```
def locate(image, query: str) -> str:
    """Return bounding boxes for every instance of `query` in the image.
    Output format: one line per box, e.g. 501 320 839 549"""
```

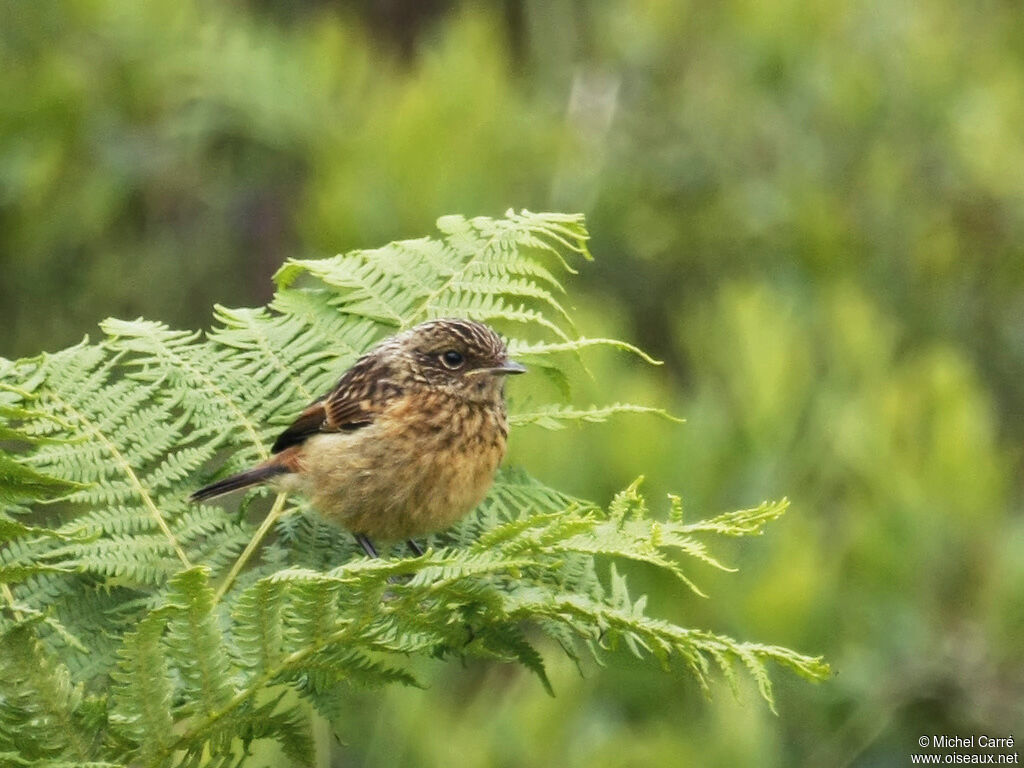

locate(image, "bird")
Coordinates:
190 318 525 558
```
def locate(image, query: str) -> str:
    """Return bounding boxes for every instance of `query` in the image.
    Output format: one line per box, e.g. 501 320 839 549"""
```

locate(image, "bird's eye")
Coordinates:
441 350 464 369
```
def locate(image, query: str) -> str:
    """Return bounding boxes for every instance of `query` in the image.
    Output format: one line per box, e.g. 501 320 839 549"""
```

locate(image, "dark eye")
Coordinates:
441 350 464 369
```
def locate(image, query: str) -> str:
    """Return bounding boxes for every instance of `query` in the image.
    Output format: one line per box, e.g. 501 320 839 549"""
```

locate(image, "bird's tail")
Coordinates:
190 464 289 502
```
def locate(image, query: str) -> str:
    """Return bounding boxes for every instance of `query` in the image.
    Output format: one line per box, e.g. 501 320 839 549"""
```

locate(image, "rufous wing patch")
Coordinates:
271 354 393 453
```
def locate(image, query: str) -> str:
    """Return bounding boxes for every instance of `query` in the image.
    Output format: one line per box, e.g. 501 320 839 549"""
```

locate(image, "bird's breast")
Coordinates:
298 393 509 540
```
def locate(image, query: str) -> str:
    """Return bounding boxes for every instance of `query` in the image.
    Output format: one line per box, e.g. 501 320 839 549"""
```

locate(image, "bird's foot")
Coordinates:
354 533 378 559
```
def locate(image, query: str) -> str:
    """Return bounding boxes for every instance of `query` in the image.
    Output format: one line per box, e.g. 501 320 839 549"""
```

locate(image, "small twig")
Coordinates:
1 583 24 622
214 492 289 604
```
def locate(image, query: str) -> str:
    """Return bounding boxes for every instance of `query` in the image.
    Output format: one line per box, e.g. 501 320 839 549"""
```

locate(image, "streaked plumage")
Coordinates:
191 319 524 551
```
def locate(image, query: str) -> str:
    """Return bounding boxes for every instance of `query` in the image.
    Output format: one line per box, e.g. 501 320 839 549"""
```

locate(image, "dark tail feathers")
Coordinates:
190 464 289 502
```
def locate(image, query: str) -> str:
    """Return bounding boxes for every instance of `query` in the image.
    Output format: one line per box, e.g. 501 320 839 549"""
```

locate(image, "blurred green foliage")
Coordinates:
2 0 1021 766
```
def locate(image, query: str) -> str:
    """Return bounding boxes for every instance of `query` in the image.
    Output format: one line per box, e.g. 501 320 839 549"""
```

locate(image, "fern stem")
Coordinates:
48 391 192 568
1 583 23 621
0 381 34 399
156 613 374 764
214 492 288 604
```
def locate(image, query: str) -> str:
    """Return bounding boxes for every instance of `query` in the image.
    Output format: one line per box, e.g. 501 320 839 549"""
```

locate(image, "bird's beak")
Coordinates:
494 360 527 376
467 360 527 377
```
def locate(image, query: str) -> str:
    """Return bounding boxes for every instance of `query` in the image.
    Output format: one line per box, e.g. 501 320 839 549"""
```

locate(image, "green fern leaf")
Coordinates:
0 211 827 765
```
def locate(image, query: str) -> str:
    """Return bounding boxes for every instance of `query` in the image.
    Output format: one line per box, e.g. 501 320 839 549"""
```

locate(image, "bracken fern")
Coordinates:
0 211 828 766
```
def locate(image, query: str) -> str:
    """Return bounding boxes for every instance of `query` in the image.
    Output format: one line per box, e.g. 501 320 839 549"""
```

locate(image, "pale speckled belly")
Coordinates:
283 400 507 540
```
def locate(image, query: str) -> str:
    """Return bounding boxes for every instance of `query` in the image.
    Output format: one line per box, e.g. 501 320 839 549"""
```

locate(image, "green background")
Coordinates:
2 1 1021 765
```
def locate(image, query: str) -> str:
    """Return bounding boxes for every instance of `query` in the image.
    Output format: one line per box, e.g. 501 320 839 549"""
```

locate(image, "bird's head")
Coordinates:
387 318 526 402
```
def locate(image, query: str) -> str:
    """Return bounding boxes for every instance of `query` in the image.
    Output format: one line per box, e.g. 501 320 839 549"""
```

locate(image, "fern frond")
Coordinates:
508 336 664 365
109 610 176 757
681 498 791 536
0 454 85 507
509 403 682 430
0 211 827 764
0 621 91 760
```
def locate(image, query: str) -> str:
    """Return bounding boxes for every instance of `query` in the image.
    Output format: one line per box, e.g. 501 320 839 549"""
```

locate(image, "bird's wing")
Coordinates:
271 355 397 453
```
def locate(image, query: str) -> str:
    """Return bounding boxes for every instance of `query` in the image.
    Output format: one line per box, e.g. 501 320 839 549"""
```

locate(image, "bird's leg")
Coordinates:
355 533 378 559
406 539 424 557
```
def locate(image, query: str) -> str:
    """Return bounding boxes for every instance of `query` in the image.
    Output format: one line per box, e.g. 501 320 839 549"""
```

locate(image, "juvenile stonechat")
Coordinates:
191 318 525 556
